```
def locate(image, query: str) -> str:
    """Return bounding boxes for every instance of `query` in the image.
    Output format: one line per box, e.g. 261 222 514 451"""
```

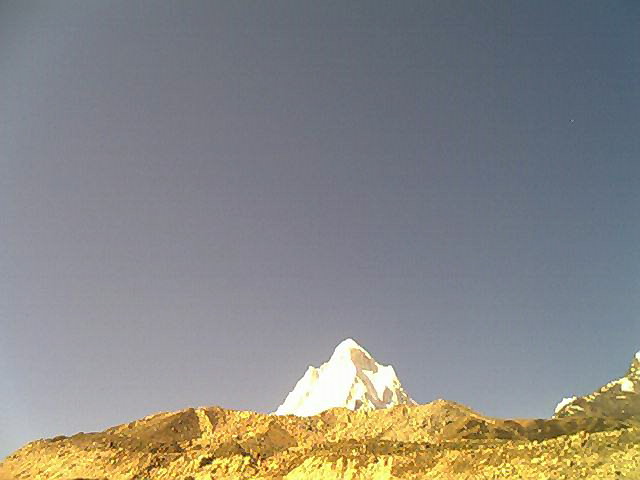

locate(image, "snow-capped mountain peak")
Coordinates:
275 338 415 417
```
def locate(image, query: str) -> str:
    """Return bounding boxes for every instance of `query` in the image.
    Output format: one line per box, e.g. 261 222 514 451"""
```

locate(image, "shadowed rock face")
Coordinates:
554 351 640 421
2 399 639 480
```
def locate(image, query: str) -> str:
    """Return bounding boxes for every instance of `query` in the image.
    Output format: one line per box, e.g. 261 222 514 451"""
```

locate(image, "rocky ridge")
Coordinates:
554 351 640 421
1 399 639 479
3 346 640 479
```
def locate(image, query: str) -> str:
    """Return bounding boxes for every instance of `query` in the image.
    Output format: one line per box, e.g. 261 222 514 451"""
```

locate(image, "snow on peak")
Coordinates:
635 351 640 362
554 396 577 414
620 377 635 393
333 338 366 356
275 338 415 417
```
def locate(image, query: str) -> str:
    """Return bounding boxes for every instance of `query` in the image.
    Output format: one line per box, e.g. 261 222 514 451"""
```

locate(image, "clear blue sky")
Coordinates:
2 1 639 458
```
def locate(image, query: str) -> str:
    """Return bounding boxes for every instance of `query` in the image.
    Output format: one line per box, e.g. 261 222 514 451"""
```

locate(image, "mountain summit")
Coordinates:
275 338 416 416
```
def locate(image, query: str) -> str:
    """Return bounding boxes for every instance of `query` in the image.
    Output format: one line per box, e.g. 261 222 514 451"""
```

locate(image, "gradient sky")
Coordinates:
2 1 640 458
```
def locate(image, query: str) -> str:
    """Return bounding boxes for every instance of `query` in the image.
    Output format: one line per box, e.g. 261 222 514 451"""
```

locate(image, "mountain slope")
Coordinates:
554 351 640 421
276 338 415 416
1 401 637 480
4 345 640 479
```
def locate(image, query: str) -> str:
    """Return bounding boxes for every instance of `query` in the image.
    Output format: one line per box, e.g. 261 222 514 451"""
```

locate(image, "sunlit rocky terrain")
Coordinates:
2 342 639 479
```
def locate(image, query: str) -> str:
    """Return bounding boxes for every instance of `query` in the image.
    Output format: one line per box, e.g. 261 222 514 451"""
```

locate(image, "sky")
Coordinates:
1 0 639 458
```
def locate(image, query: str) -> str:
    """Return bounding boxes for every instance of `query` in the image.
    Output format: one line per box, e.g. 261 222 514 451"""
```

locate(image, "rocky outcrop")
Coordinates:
554 351 640 421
